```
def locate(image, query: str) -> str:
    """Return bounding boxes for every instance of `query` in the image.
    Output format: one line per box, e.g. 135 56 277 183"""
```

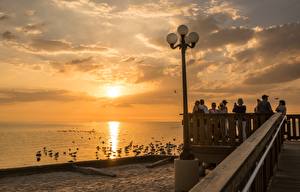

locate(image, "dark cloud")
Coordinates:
121 57 136 62
135 63 165 83
50 56 103 72
2 31 16 40
28 39 108 53
234 23 300 63
0 89 96 104
201 27 254 48
256 23 300 56
0 13 9 20
29 39 73 52
228 0 300 26
244 62 300 84
189 15 221 36
133 57 169 83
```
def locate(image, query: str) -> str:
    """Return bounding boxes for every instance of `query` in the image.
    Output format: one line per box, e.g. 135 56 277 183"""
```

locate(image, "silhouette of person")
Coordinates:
218 100 228 113
276 100 287 115
233 98 246 113
233 98 247 141
193 100 200 113
209 102 219 113
198 99 209 113
258 95 273 113
254 99 261 113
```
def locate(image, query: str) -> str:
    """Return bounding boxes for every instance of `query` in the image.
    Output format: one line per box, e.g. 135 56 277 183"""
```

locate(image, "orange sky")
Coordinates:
0 0 300 122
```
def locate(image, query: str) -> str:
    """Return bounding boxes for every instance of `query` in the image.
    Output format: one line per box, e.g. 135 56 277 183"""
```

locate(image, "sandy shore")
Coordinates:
0 163 174 192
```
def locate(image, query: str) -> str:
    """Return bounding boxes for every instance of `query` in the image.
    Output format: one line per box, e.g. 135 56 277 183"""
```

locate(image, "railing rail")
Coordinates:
242 115 286 192
190 113 284 192
284 114 300 140
189 113 271 146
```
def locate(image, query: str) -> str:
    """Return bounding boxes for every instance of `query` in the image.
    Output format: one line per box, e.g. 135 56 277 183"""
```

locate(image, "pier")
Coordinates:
188 113 300 192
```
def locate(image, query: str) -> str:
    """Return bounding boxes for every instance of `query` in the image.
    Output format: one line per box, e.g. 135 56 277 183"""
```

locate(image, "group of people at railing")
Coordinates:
193 94 287 115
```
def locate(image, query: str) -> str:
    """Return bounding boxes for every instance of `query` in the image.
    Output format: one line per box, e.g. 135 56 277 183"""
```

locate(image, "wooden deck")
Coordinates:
269 141 300 192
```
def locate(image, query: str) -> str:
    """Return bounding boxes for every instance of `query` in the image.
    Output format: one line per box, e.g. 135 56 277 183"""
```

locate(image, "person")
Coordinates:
233 98 247 141
198 99 209 113
254 99 261 113
209 102 219 113
232 98 246 113
218 100 228 113
276 100 287 115
258 94 273 113
193 100 200 113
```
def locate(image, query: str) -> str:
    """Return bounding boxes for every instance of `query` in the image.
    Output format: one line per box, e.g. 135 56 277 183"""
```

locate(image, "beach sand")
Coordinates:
0 163 174 192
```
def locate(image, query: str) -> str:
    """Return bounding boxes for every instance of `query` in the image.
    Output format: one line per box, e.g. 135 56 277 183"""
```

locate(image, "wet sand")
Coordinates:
0 163 174 192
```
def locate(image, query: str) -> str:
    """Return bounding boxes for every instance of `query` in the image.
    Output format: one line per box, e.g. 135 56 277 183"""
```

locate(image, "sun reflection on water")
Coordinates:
108 121 120 158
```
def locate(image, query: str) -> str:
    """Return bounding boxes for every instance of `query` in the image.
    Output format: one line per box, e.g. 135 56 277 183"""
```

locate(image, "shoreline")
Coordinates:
0 155 176 178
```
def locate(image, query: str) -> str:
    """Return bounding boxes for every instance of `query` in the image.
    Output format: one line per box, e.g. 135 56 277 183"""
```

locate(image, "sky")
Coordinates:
0 0 300 122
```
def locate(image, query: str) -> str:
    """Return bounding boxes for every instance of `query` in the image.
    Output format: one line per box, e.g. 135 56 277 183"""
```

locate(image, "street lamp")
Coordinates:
167 25 199 160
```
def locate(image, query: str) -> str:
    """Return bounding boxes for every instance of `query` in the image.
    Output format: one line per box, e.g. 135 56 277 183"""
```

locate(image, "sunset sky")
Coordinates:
0 0 300 122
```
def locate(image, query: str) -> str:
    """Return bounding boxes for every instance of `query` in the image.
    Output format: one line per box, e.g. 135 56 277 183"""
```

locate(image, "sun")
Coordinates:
106 86 121 98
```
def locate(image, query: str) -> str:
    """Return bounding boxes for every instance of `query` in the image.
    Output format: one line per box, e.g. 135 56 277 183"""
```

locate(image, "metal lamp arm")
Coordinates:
187 43 196 48
170 44 181 49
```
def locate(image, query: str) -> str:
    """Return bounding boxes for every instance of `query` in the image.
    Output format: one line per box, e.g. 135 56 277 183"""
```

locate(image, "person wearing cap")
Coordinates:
257 95 273 113
218 100 228 113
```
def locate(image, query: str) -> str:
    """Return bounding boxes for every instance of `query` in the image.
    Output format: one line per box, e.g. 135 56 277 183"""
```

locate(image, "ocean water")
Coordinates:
0 121 182 169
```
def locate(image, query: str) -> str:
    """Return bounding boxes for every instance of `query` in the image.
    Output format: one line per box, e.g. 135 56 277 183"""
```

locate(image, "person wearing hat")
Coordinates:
257 94 273 113
218 100 228 113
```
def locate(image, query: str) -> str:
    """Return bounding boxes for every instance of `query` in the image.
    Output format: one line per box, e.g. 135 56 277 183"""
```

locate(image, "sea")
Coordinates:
0 121 182 169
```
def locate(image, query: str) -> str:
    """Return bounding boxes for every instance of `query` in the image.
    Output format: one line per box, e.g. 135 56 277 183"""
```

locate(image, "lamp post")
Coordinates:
167 25 199 160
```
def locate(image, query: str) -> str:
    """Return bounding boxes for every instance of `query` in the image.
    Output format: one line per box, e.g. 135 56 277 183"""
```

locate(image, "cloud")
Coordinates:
16 23 45 35
201 27 254 48
29 39 108 53
244 62 300 84
0 12 9 20
233 23 300 63
206 0 247 20
132 56 172 83
4 38 117 56
2 31 16 40
116 89 179 105
0 89 95 104
24 10 36 16
52 0 114 17
50 56 103 72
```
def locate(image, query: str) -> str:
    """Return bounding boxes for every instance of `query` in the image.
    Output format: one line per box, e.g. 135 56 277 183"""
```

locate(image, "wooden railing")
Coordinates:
284 114 300 140
190 113 285 192
189 113 272 146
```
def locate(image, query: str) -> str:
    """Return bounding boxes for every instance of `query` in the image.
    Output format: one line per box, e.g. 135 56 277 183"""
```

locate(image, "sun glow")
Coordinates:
106 86 121 98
